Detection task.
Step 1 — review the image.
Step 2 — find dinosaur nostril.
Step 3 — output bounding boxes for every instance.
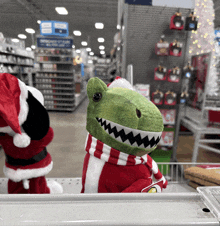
[136,109,141,118]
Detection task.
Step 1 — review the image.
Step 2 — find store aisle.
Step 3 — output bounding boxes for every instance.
[46,97,89,178]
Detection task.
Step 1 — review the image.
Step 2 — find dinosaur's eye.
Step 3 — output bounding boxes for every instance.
[93,93,102,102]
[136,109,141,118]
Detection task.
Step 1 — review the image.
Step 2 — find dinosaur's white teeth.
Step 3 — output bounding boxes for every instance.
[96,117,162,149]
[114,135,124,144]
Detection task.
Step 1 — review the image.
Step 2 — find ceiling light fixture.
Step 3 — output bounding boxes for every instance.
[117,25,121,30]
[81,41,87,46]
[95,22,104,29]
[18,34,27,39]
[99,45,105,50]
[55,7,68,15]
[26,47,32,51]
[11,38,19,43]
[89,52,94,56]
[86,48,91,52]
[76,49,81,53]
[72,45,75,48]
[98,37,105,43]
[37,20,41,24]
[73,30,81,36]
[25,28,35,34]
[31,45,36,49]
[100,51,105,55]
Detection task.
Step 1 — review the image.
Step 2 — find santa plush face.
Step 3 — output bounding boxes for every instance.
[86,77,164,155]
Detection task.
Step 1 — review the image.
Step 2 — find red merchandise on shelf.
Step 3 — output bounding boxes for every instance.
[208,110,220,124]
[155,42,169,56]
[164,91,176,106]
[167,67,181,83]
[169,41,183,57]
[170,13,184,30]
[154,66,167,81]
[151,90,163,105]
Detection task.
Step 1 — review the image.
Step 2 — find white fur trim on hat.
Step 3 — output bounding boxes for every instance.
[13,132,31,148]
[108,78,134,90]
[47,180,63,194]
[3,162,53,182]
[0,79,29,134]
[27,86,44,106]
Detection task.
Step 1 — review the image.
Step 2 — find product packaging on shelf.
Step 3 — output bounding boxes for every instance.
[167,67,181,83]
[159,131,174,147]
[170,12,184,30]
[185,12,198,31]
[155,36,169,56]
[164,91,177,105]
[151,90,163,105]
[169,40,183,57]
[134,84,150,99]
[154,65,167,81]
[183,63,193,78]
[160,109,176,125]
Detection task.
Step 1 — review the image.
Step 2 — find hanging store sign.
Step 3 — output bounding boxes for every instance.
[37,37,73,49]
[125,0,195,8]
[40,21,69,37]
[125,0,152,5]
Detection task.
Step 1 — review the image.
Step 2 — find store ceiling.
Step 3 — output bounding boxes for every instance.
[0,0,118,57]
[1,0,220,57]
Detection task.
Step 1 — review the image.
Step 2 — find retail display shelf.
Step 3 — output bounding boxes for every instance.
[37,61,73,64]
[35,40,75,111]
[36,70,73,73]
[0,61,17,65]
[46,107,75,111]
[36,76,74,79]
[37,87,74,91]
[44,97,75,101]
[36,87,74,91]
[37,54,73,58]
[45,102,74,107]
[40,91,75,96]
[0,51,34,59]
[18,63,34,67]
[35,81,73,85]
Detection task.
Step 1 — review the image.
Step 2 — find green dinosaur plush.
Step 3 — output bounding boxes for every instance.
[81,77,167,193]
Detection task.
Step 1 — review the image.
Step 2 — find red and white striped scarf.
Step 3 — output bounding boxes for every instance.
[85,133,166,183]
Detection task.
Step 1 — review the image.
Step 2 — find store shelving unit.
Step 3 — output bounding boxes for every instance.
[119,2,193,162]
[35,47,75,111]
[0,42,34,85]
[94,58,111,83]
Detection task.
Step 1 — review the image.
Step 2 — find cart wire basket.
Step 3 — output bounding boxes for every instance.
[0,162,219,194]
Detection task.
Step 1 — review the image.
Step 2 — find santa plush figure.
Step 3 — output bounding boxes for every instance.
[0,73,62,194]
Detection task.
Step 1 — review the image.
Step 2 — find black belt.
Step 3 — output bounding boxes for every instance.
[5,148,48,166]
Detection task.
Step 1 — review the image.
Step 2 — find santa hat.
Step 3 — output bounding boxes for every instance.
[107,76,134,90]
[0,73,30,148]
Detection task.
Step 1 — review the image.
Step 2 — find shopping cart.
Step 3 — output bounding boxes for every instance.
[0,162,220,225]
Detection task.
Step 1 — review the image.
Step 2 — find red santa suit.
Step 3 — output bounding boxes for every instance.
[81,134,168,193]
[0,128,53,194]
[0,73,62,194]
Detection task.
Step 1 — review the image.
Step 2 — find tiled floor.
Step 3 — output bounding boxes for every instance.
[0,97,220,180]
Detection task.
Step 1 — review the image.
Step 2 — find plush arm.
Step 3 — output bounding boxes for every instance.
[121,179,152,193]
